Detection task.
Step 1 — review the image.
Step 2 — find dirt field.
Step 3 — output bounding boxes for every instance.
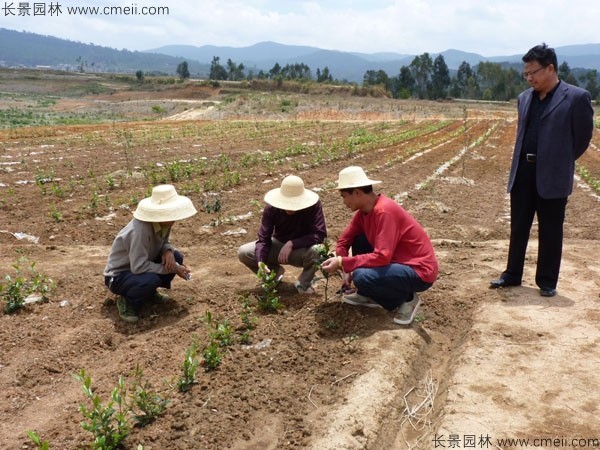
[1,71,599,450]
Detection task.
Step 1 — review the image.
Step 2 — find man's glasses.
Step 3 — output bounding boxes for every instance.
[522,66,546,78]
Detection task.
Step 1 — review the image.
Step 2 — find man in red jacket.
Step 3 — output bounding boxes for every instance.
[322,166,438,325]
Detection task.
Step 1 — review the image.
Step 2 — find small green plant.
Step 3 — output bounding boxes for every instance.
[128,365,168,427]
[204,311,234,347]
[27,430,50,449]
[313,240,341,301]
[1,259,55,314]
[256,262,282,312]
[177,338,200,393]
[202,341,223,371]
[75,369,130,450]
[240,295,258,331]
[49,205,63,222]
[106,175,115,190]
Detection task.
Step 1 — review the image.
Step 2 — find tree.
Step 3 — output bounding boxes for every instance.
[316,66,333,83]
[581,69,599,100]
[226,58,245,81]
[209,56,227,80]
[558,62,579,86]
[363,69,389,91]
[135,70,144,82]
[431,55,451,99]
[176,61,190,80]
[392,66,416,99]
[409,53,433,99]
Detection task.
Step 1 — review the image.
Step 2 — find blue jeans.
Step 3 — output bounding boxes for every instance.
[105,250,183,312]
[351,235,431,311]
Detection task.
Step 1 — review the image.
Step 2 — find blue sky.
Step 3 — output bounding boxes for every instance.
[1,0,598,56]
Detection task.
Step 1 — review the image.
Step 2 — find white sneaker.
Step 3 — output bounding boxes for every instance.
[393,293,421,325]
[342,292,382,308]
[294,281,315,295]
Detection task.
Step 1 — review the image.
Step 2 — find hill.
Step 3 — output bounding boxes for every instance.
[1,28,600,82]
[0,28,210,75]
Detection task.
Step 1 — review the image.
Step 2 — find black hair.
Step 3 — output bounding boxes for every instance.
[522,43,558,71]
[340,185,373,195]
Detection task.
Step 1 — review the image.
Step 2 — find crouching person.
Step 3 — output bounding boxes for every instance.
[238,175,327,294]
[321,166,438,325]
[104,184,197,322]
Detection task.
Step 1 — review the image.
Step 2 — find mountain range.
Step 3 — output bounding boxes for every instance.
[2,28,600,83]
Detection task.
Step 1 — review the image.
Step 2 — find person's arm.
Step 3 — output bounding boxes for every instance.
[342,211,399,272]
[572,89,594,160]
[255,206,275,263]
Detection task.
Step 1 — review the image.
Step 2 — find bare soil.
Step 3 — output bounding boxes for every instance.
[1,72,599,450]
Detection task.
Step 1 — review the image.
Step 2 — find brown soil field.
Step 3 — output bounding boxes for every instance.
[1,70,599,450]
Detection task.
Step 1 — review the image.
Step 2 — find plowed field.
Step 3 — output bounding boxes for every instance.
[1,71,599,450]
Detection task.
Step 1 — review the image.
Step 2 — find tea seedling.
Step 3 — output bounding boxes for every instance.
[202,341,223,371]
[26,430,50,450]
[204,311,234,347]
[75,369,130,450]
[177,338,200,393]
[256,262,282,312]
[1,259,55,314]
[128,365,168,427]
[314,240,341,301]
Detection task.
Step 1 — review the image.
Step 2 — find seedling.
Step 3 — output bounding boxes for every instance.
[256,262,282,312]
[204,311,234,347]
[128,365,168,427]
[313,240,341,301]
[202,341,223,371]
[26,430,50,450]
[1,259,55,314]
[177,338,200,393]
[240,294,258,331]
[75,369,130,450]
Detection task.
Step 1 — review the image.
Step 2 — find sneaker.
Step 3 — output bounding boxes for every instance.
[153,292,171,303]
[116,296,139,323]
[393,293,421,325]
[342,292,382,308]
[294,280,315,295]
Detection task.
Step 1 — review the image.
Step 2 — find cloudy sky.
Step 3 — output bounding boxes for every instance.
[2,0,598,56]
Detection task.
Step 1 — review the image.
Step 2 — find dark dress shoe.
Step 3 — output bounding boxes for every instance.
[489,278,521,289]
[540,287,557,297]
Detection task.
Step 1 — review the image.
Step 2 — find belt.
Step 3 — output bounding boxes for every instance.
[521,153,536,162]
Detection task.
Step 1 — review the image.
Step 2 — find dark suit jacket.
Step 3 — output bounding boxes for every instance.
[507,81,594,199]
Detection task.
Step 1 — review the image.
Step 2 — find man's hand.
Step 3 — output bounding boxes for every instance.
[321,256,340,273]
[162,250,177,272]
[176,263,191,280]
[278,240,293,264]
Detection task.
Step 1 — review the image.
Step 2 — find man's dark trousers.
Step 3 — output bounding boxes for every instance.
[503,160,567,289]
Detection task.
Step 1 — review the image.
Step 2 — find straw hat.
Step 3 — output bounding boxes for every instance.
[264,175,319,211]
[133,185,197,222]
[335,166,382,189]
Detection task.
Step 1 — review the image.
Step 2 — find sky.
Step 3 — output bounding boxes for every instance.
[2,0,599,56]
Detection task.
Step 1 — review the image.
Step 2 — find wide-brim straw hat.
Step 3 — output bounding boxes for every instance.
[334,166,382,189]
[264,175,319,211]
[133,184,197,222]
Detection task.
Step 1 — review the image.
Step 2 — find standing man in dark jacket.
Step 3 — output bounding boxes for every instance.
[490,43,594,297]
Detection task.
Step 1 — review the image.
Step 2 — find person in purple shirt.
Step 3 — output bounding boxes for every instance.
[238,175,327,294]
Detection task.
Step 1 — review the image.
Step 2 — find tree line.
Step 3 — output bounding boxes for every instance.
[194,53,600,102]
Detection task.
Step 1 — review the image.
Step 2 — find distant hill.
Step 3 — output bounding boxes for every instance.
[0,28,210,75]
[147,41,600,82]
[2,28,600,83]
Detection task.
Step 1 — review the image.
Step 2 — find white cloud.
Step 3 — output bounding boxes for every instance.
[2,0,598,56]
